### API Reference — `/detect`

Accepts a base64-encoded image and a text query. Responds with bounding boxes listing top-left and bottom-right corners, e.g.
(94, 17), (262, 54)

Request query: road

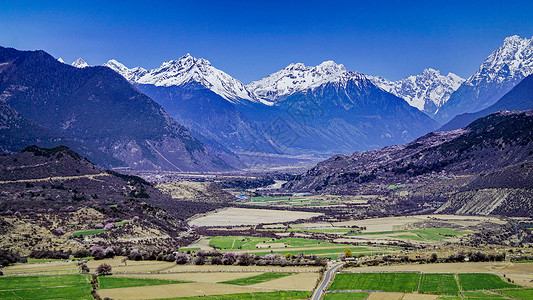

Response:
(312, 262), (343, 300)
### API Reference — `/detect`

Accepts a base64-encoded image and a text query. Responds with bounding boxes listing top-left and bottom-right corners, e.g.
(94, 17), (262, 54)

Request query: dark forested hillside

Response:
(0, 46), (232, 171)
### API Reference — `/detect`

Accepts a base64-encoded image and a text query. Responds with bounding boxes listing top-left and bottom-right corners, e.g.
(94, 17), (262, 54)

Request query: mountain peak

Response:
(105, 55), (258, 104)
(467, 35), (533, 86)
(247, 61), (358, 101)
(72, 58), (89, 68)
(57, 57), (65, 64)
(368, 69), (465, 113)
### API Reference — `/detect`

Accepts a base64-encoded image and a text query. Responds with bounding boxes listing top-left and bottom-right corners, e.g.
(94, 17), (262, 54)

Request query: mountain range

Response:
(367, 69), (465, 115)
(105, 57), (438, 159)
(0, 46), (232, 171)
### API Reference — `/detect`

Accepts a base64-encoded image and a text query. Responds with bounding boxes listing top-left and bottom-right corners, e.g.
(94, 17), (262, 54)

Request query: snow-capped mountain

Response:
(71, 58), (89, 68)
(466, 35), (533, 86)
(367, 69), (465, 114)
(246, 61), (360, 101)
(104, 54), (264, 104)
(435, 35), (533, 123)
(57, 57), (66, 64)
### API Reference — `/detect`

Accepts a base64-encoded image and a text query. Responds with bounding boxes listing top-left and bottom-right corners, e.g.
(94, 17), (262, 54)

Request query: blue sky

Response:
(1, 0), (532, 83)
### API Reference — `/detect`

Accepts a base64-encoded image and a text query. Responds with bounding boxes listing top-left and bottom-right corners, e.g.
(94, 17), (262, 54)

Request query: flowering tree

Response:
(222, 252), (236, 265)
(96, 263), (112, 276)
(104, 223), (115, 230)
(52, 228), (65, 236)
(175, 252), (188, 264)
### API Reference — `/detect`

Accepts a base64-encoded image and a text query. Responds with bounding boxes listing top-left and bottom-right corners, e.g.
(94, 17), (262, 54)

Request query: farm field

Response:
(324, 292), (370, 300)
(206, 236), (399, 258)
(346, 228), (468, 242)
(0, 274), (92, 299)
(419, 273), (460, 295)
(98, 276), (189, 289)
(457, 273), (517, 290)
(328, 271), (528, 299)
(328, 272), (420, 292)
(189, 207), (322, 226)
(245, 195), (370, 208)
(166, 290), (311, 299)
(334, 215), (505, 233)
(220, 272), (294, 286)
(497, 288), (533, 299)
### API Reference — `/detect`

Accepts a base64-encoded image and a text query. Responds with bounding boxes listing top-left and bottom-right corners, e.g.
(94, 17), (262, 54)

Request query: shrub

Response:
(211, 256), (223, 265)
(344, 249), (353, 258)
(52, 228), (65, 236)
(237, 253), (254, 266)
(194, 256), (205, 265)
(104, 247), (115, 258)
(73, 250), (91, 258)
(104, 223), (115, 230)
(223, 252), (236, 265)
(175, 252), (188, 264)
(96, 263), (112, 276)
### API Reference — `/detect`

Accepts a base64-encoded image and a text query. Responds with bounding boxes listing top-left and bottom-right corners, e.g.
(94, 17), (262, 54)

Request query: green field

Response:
(251, 246), (391, 259)
(208, 236), (347, 250)
(220, 272), (294, 286)
(324, 292), (369, 300)
(328, 272), (420, 292)
(419, 273), (460, 295)
(72, 229), (106, 237)
(98, 277), (189, 289)
(164, 290), (310, 300)
(349, 228), (467, 242)
(0, 275), (92, 299)
(497, 288), (533, 299)
(457, 274), (517, 291)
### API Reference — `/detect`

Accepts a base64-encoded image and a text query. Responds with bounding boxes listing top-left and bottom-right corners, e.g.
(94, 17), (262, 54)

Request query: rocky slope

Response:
(435, 35), (533, 123)
(0, 146), (231, 254)
(283, 111), (533, 216)
(0, 46), (232, 171)
(440, 74), (533, 131)
(367, 68), (464, 115)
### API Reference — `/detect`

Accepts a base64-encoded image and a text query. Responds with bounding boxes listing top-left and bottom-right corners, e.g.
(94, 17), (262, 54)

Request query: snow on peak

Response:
(57, 57), (66, 64)
(467, 35), (533, 86)
(104, 55), (262, 104)
(367, 69), (465, 112)
(246, 60), (362, 101)
(71, 58), (89, 68)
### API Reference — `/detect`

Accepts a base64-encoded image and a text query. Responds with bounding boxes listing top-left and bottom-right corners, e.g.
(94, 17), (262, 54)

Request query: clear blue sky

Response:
(1, 0), (532, 83)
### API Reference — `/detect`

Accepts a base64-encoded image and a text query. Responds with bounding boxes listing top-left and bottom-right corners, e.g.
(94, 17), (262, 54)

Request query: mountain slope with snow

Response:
(367, 69), (464, 114)
(104, 54), (264, 104)
(71, 58), (89, 68)
(435, 35), (533, 123)
(246, 61), (356, 101)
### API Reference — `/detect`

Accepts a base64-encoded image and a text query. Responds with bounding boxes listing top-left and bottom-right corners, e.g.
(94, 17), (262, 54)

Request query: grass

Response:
(220, 272), (294, 286)
(419, 273), (460, 295)
(98, 277), (189, 289)
(163, 290), (310, 299)
(324, 292), (370, 300)
(251, 246), (390, 259)
(72, 229), (106, 237)
(497, 288), (533, 299)
(328, 272), (420, 292)
(208, 236), (345, 251)
(349, 228), (467, 242)
(461, 291), (508, 299)
(457, 274), (518, 291)
(0, 274), (92, 299)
